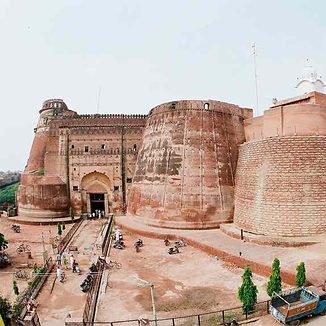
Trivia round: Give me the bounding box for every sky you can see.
[0,0,326,171]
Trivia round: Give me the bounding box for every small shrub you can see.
[267,258,282,297]
[69,207,74,221]
[296,262,306,287]
[57,223,62,236]
[0,296,11,323]
[13,280,19,296]
[238,267,258,313]
[11,300,23,318]
[0,233,8,252]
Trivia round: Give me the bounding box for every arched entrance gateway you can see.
[80,172,112,216]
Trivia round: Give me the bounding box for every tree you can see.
[13,280,19,296]
[267,258,282,297]
[69,207,74,221]
[296,262,306,287]
[238,267,258,313]
[57,223,62,236]
[0,296,11,324]
[0,233,8,252]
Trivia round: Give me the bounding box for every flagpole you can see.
[252,43,259,116]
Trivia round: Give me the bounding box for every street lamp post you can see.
[136,277,158,326]
[149,284,157,326]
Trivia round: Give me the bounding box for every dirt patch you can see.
[137,286,224,313]
[96,230,269,321]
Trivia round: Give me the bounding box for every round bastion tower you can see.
[234,63,326,237]
[17,99,75,221]
[128,100,252,229]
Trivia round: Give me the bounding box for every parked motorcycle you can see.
[164,239,170,246]
[113,240,125,250]
[11,224,20,233]
[134,239,143,252]
[80,274,94,292]
[89,263,98,274]
[168,246,180,255]
[175,239,186,248]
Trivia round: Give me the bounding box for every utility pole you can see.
[150,284,157,326]
[252,42,259,117]
[135,277,158,326]
[41,232,46,265]
[96,87,101,113]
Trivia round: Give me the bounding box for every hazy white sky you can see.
[1,0,325,171]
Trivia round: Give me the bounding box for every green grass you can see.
[0,182,19,206]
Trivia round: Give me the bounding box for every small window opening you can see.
[73,168,76,171]
[204,103,209,110]
[127,178,132,183]
[114,186,119,191]
[71,144,74,149]
[73,186,78,191]
[133,144,137,152]
[85,146,89,153]
[171,102,176,109]
[101,144,105,149]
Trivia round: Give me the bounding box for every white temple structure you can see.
[296,59,325,94]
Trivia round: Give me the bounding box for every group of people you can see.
[89,210,105,219]
[56,252,81,282]
[26,298,38,314]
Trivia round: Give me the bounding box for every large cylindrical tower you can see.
[17,99,73,220]
[234,91,326,237]
[128,100,252,229]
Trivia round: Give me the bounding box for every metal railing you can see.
[83,300,270,326]
[83,217,114,324]
[58,218,84,254]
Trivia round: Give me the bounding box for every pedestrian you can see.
[56,252,62,265]
[56,266,63,282]
[72,260,77,273]
[62,254,68,270]
[74,262,81,274]
[69,254,74,270]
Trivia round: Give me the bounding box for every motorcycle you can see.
[168,246,180,255]
[98,256,107,265]
[134,239,143,252]
[164,239,170,246]
[175,239,186,248]
[113,240,125,250]
[89,263,98,274]
[80,274,94,292]
[11,224,20,233]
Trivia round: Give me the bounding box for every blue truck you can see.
[269,286,326,325]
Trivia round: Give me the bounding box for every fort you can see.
[16,62,326,238]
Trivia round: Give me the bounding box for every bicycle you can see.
[16,244,31,254]
[14,270,30,280]
[107,260,122,269]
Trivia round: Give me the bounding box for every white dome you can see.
[296,59,324,94]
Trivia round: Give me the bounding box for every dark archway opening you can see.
[90,193,105,214]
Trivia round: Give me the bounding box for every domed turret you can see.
[296,59,325,94]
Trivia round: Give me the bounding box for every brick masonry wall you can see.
[128,100,252,229]
[234,136,326,236]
